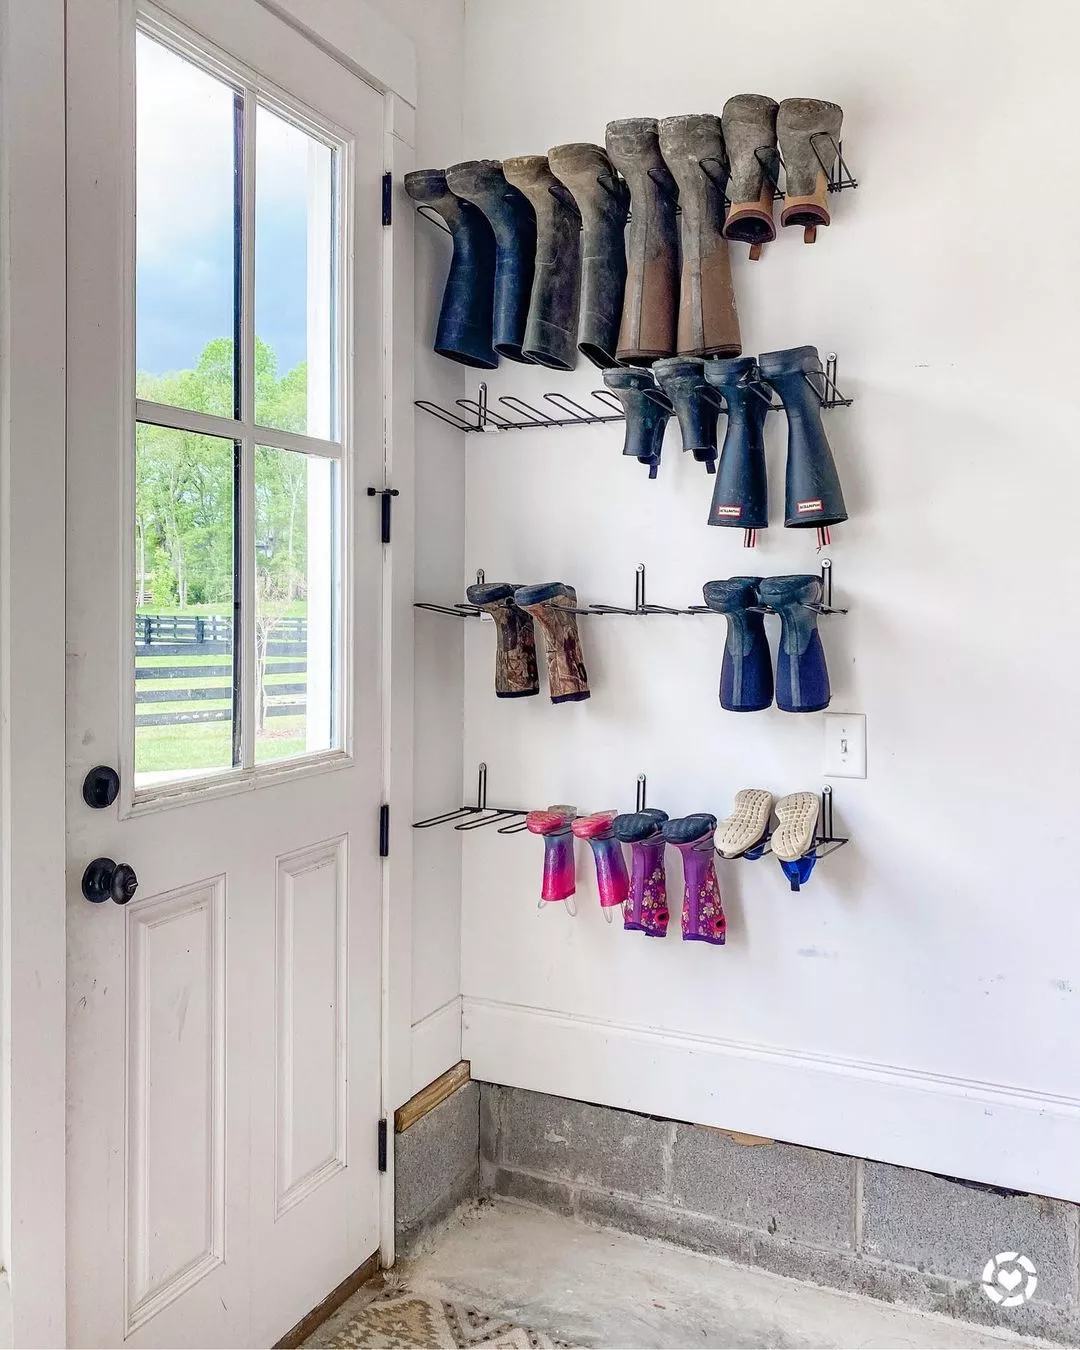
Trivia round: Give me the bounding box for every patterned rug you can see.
[305,1283,572,1349]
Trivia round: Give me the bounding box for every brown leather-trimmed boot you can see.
[658,113,741,358]
[514,583,590,704]
[721,95,779,260]
[502,155,582,370]
[547,142,629,369]
[605,118,679,364]
[777,98,843,242]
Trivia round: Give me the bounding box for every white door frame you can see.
[0,0,417,1341]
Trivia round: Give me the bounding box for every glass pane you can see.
[255,446,337,763]
[136,33,239,417]
[135,426,238,787]
[255,104,336,438]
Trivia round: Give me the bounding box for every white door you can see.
[65,2,387,1344]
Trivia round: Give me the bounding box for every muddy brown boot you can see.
[721,95,780,260]
[514,583,590,704]
[446,159,536,363]
[658,114,741,358]
[777,98,843,242]
[466,582,540,698]
[605,118,679,364]
[547,143,629,369]
[502,156,582,370]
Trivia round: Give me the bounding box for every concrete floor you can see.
[323,1199,1042,1349]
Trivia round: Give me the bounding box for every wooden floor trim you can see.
[273,1250,381,1348]
[394,1059,471,1134]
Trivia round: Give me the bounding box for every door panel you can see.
[66,1,385,1344]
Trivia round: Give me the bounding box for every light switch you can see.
[823,712,866,778]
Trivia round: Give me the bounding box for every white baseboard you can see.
[409,997,463,1099]
[462,997,1080,1202]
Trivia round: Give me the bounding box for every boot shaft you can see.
[703,577,773,712]
[758,345,847,528]
[720,95,779,248]
[514,582,590,704]
[705,356,769,530]
[612,811,669,937]
[602,367,671,478]
[466,581,540,699]
[662,815,726,946]
[605,117,680,363]
[502,155,582,371]
[776,98,843,232]
[446,158,537,363]
[547,142,629,369]
[653,356,719,467]
[757,574,831,713]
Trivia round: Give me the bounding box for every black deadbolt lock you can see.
[81,858,139,905]
[83,765,120,809]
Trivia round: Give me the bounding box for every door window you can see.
[134,22,346,793]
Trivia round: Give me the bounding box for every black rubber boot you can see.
[446,159,536,363]
[704,356,770,534]
[657,114,741,358]
[403,168,497,368]
[757,575,831,713]
[776,99,843,240]
[758,346,847,530]
[502,155,582,371]
[652,356,720,471]
[702,578,773,712]
[605,118,679,364]
[721,95,780,257]
[547,143,629,369]
[601,368,671,478]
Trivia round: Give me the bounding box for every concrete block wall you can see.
[395,1080,480,1254]
[480,1083,1080,1344]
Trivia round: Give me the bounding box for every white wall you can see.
[363,0,469,1098]
[453,0,1080,1199]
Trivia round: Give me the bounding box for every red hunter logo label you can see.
[713,505,741,518]
[797,499,824,513]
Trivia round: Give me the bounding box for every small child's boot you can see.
[526,806,577,903]
[572,811,630,912]
[663,814,726,945]
[612,810,669,936]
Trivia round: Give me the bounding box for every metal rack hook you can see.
[752,145,786,201]
[415,203,453,234]
[809,132,858,192]
[646,164,681,208]
[697,155,730,189]
[413,399,477,432]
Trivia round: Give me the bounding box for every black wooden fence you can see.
[135,614,308,728]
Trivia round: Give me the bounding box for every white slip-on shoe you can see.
[771,792,820,862]
[714,788,774,858]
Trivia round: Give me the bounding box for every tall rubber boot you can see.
[605,118,679,364]
[657,114,741,358]
[514,583,590,704]
[526,806,577,904]
[403,168,497,368]
[547,143,629,369]
[777,99,843,241]
[612,810,669,936]
[757,574,830,713]
[662,815,726,945]
[702,577,773,712]
[601,367,671,478]
[446,159,536,363]
[758,345,847,532]
[721,95,780,258]
[465,581,540,698]
[704,355,770,536]
[502,156,581,371]
[572,811,630,911]
[653,356,720,471]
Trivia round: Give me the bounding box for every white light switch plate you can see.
[823,712,866,778]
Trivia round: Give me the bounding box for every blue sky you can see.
[136,33,322,382]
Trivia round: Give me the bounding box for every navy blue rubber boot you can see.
[602,368,671,478]
[704,356,770,531]
[446,159,536,364]
[652,357,720,471]
[757,574,830,713]
[702,578,773,711]
[403,168,498,369]
[757,346,847,530]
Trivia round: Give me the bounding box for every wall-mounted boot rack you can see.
[416,560,845,621]
[412,761,529,833]
[720,785,849,891]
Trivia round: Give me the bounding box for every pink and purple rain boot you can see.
[612,809,669,936]
[662,814,726,945]
[572,811,630,921]
[526,806,577,909]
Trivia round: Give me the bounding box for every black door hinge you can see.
[378,1118,388,1172]
[366,486,400,544]
[381,172,392,226]
[379,803,390,858]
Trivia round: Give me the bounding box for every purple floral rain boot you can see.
[526,806,577,905]
[572,811,630,917]
[662,814,726,945]
[612,810,669,936]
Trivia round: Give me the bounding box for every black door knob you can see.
[82,857,139,905]
[82,766,121,809]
